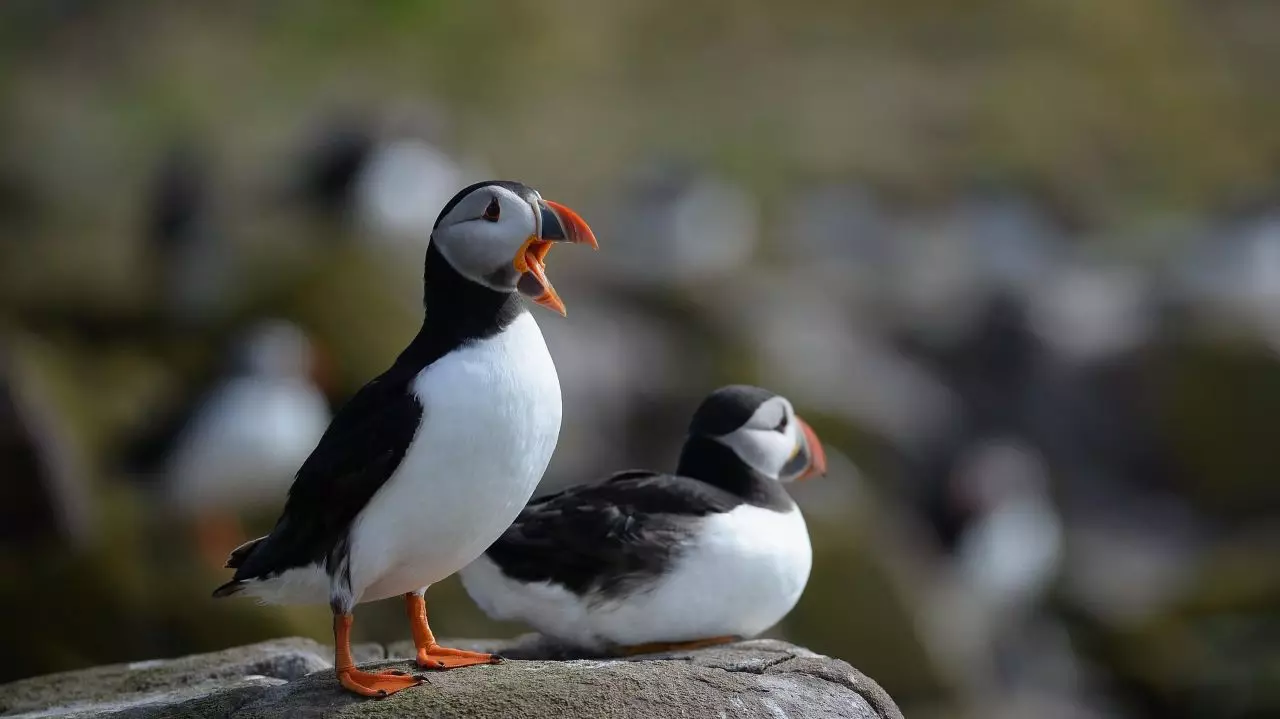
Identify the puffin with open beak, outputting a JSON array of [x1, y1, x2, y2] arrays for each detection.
[[213, 180, 597, 698], [460, 385, 827, 654]]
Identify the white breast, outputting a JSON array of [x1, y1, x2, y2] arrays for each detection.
[[349, 312, 562, 603], [461, 501, 812, 649]]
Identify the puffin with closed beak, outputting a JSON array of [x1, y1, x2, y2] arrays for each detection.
[[213, 180, 597, 698], [460, 385, 827, 654]]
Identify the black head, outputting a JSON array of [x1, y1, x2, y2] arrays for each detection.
[[427, 180, 597, 316], [682, 385, 827, 483]]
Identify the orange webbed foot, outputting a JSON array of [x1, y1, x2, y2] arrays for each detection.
[[620, 635, 738, 656], [337, 667, 425, 698], [416, 645, 503, 670]]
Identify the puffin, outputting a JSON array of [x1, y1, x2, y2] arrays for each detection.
[[599, 159, 759, 286], [212, 180, 597, 698], [123, 319, 332, 565], [459, 385, 827, 654]]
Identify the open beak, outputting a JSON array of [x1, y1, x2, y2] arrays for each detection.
[[795, 416, 828, 481], [514, 199, 598, 316]]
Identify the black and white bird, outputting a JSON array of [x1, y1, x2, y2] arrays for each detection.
[[597, 159, 759, 286], [460, 385, 827, 654], [124, 319, 332, 564], [294, 117, 479, 248], [212, 180, 597, 698]]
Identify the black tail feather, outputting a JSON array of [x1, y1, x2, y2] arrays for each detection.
[[211, 580, 244, 598], [224, 535, 267, 569], [212, 535, 268, 598]]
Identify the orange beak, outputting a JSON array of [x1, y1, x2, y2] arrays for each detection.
[[514, 199, 598, 316], [796, 416, 828, 481]]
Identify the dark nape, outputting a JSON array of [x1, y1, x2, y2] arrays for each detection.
[[393, 244, 525, 373], [686, 385, 776, 438], [676, 436, 791, 511]]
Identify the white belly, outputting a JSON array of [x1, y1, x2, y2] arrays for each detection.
[[350, 313, 561, 603], [462, 502, 812, 649]]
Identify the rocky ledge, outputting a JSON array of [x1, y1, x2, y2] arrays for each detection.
[[0, 635, 902, 719]]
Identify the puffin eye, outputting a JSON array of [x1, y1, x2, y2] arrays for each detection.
[[482, 197, 501, 222], [773, 414, 788, 433]]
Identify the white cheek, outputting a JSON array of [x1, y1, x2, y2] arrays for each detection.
[[466, 224, 523, 275], [438, 218, 535, 288], [720, 429, 793, 479]]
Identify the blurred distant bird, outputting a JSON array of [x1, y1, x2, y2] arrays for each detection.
[[461, 385, 827, 653], [213, 181, 598, 698], [146, 142, 234, 328], [294, 118, 473, 248], [948, 437, 1063, 614], [536, 297, 681, 482], [891, 186, 1067, 338], [1170, 204, 1280, 345], [778, 179, 896, 273], [0, 348, 90, 549], [1026, 260, 1153, 365], [124, 319, 331, 564], [898, 293, 1053, 546], [945, 185, 1066, 292], [705, 265, 953, 451], [914, 433, 1069, 696], [599, 160, 758, 285]]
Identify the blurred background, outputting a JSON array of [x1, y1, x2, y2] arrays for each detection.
[[1, 1, 1279, 717]]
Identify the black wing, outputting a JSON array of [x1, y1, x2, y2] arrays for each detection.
[[225, 373, 422, 583], [485, 470, 745, 599]]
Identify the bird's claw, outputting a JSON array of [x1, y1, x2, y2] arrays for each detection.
[[337, 667, 423, 698]]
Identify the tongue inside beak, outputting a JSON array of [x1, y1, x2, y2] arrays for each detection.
[[514, 199, 597, 316], [516, 239, 565, 316]]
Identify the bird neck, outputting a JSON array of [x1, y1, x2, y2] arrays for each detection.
[[395, 244, 526, 370], [676, 436, 792, 509]]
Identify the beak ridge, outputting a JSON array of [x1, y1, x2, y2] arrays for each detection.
[[516, 199, 596, 317], [540, 199, 599, 249], [797, 417, 828, 480]]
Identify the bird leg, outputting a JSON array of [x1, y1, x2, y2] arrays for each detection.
[[620, 636, 738, 656], [405, 593, 502, 669], [333, 613, 423, 698]]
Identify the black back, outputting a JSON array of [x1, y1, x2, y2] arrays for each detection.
[[483, 386, 795, 599], [296, 121, 373, 216], [220, 188, 529, 587], [485, 470, 749, 599]]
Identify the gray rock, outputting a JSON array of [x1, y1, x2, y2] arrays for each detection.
[[0, 637, 329, 718], [0, 636, 901, 719]]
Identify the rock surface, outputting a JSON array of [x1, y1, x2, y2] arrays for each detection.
[[0, 636, 901, 719]]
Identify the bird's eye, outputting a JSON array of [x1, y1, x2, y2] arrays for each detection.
[[483, 197, 501, 222], [773, 415, 789, 433]]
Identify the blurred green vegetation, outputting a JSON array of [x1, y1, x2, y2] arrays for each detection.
[[2, 2, 1280, 718], [1, 0, 1278, 232]]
